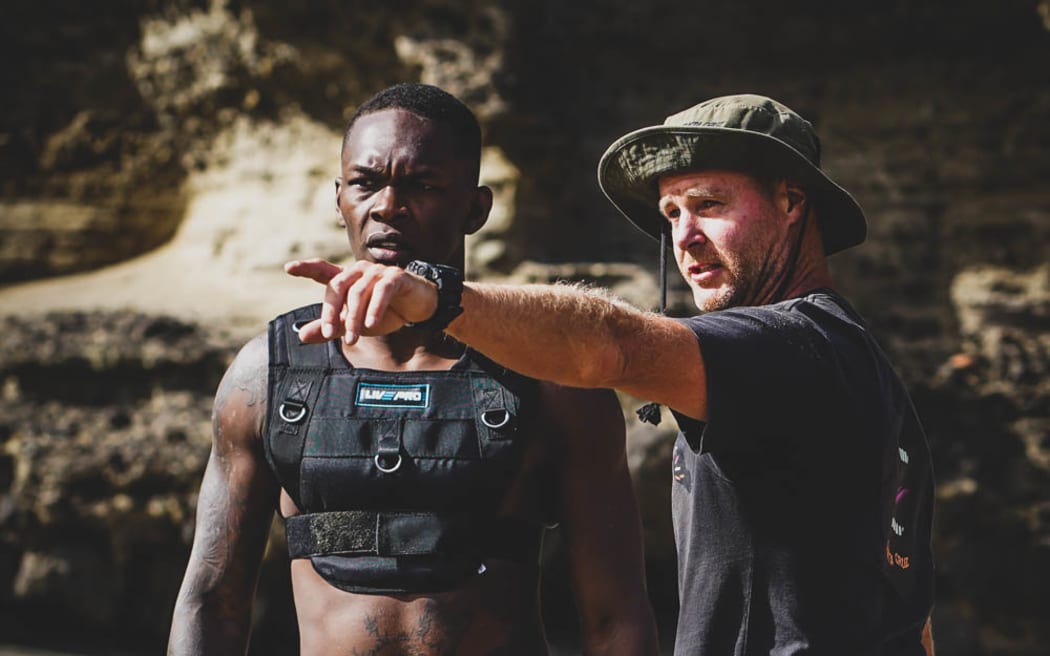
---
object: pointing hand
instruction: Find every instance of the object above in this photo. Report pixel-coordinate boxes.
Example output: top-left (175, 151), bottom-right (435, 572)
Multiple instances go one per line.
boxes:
top-left (284, 259), bottom-right (437, 344)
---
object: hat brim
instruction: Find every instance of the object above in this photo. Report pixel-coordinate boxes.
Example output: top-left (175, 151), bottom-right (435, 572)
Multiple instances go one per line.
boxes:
top-left (597, 125), bottom-right (866, 255)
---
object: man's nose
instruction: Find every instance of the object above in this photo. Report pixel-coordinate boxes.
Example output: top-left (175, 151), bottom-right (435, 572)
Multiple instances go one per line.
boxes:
top-left (672, 213), bottom-right (706, 251)
top-left (370, 184), bottom-right (406, 222)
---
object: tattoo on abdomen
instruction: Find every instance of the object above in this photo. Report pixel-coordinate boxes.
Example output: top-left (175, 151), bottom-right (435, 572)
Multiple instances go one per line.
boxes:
top-left (351, 600), bottom-right (472, 656)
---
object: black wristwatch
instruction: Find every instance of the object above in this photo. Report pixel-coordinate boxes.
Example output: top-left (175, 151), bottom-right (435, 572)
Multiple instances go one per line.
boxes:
top-left (404, 260), bottom-right (464, 331)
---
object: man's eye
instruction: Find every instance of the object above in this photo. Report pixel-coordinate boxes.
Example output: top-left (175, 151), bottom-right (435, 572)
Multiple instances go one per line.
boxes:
top-left (349, 178), bottom-right (376, 190)
top-left (697, 200), bottom-right (720, 211)
top-left (663, 207), bottom-right (680, 220)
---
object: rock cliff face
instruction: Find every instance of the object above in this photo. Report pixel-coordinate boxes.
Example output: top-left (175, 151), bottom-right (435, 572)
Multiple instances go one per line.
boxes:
top-left (1, 1), bottom-right (1048, 654)
top-left (0, 313), bottom-right (229, 643)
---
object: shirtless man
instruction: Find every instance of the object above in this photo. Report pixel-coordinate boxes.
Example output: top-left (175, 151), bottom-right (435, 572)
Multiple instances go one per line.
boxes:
top-left (167, 83), bottom-right (658, 655)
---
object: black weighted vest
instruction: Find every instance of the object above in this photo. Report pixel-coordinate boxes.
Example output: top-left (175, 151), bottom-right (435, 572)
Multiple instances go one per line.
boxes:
top-left (264, 304), bottom-right (544, 594)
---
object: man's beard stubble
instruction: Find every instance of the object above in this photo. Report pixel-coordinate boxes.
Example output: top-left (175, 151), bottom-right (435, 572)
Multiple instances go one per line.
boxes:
top-left (689, 241), bottom-right (794, 314)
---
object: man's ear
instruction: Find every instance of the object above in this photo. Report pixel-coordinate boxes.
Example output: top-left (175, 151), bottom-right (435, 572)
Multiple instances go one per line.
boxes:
top-left (463, 185), bottom-right (494, 235)
top-left (779, 181), bottom-right (808, 224)
top-left (334, 177), bottom-right (345, 228)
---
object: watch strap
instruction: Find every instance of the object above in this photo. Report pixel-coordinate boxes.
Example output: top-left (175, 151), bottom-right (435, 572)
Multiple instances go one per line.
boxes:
top-left (404, 260), bottom-right (464, 331)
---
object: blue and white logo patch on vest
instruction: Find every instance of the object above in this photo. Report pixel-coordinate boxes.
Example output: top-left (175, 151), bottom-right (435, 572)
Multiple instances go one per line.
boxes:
top-left (356, 382), bottom-right (431, 408)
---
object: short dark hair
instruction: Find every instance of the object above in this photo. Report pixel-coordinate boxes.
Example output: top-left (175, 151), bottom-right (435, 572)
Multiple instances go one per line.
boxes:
top-left (342, 83), bottom-right (482, 180)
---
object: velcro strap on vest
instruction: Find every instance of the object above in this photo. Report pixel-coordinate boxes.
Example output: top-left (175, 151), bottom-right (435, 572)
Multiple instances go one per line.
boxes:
top-left (287, 511), bottom-right (473, 558)
top-left (285, 511), bottom-right (540, 562)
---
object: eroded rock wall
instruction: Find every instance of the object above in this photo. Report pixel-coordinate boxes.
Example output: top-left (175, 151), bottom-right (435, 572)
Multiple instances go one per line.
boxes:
top-left (1, 1), bottom-right (1048, 654)
top-left (0, 313), bottom-right (231, 643)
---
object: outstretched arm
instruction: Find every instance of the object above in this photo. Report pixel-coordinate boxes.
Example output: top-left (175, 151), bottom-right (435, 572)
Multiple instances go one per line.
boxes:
top-left (168, 335), bottom-right (279, 655)
top-left (543, 384), bottom-right (659, 655)
top-left (454, 281), bottom-right (705, 418)
top-left (285, 259), bottom-right (708, 420)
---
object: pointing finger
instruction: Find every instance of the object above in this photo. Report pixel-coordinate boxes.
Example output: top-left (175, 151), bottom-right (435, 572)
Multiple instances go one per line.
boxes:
top-left (294, 318), bottom-right (326, 343)
top-left (321, 267), bottom-right (360, 340)
top-left (365, 268), bottom-right (401, 329)
top-left (284, 258), bottom-right (343, 284)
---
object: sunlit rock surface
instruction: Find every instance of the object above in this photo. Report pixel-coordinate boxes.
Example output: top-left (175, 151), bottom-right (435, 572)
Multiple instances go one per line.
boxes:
top-left (1, 1), bottom-right (1048, 654)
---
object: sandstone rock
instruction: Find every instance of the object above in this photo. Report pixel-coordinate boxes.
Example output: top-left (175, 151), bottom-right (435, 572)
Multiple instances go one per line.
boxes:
top-left (0, 312), bottom-right (232, 643)
top-left (1, 1), bottom-right (1048, 654)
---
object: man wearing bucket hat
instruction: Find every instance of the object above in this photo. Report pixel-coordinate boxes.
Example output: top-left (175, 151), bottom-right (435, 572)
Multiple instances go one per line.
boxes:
top-left (288, 93), bottom-right (936, 655)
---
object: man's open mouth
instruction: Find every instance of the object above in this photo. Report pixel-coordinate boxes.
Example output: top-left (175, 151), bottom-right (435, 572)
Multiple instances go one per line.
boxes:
top-left (687, 262), bottom-right (722, 283)
top-left (365, 232), bottom-right (411, 263)
top-left (689, 263), bottom-right (720, 275)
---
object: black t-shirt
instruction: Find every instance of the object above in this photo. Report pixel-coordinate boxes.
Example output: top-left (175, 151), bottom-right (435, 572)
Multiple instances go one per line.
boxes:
top-left (669, 290), bottom-right (934, 656)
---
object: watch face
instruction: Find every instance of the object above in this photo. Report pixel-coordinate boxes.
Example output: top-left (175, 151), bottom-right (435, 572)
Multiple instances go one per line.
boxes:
top-left (406, 260), bottom-right (429, 277)
top-left (407, 261), bottom-right (462, 284)
top-left (401, 261), bottom-right (463, 330)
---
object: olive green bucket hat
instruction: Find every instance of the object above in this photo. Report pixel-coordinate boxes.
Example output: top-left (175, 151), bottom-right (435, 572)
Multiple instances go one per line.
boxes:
top-left (597, 93), bottom-right (867, 255)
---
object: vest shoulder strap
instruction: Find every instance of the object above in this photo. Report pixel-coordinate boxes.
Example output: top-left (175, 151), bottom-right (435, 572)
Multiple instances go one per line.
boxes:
top-left (462, 347), bottom-right (539, 404)
top-left (265, 304), bottom-right (330, 508)
top-left (269, 303), bottom-right (330, 369)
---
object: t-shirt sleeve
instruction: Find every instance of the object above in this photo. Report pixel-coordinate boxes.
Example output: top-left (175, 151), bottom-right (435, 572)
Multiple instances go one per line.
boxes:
top-left (677, 305), bottom-right (841, 455)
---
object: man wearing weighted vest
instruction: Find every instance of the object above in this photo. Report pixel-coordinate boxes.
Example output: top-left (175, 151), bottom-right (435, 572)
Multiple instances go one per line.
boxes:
top-left (167, 83), bottom-right (659, 655)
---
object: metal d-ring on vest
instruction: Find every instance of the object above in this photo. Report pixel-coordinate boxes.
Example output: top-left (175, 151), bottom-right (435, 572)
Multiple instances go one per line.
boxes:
top-left (374, 453), bottom-right (403, 473)
top-left (481, 408), bottom-right (511, 429)
top-left (279, 400), bottom-right (307, 423)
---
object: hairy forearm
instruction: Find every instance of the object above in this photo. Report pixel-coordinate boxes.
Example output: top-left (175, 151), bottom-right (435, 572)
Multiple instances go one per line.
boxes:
top-left (449, 282), bottom-right (644, 389)
top-left (287, 259), bottom-right (705, 415)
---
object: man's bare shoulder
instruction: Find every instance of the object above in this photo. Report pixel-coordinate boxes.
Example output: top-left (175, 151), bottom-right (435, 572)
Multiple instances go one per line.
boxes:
top-left (213, 332), bottom-right (269, 443)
